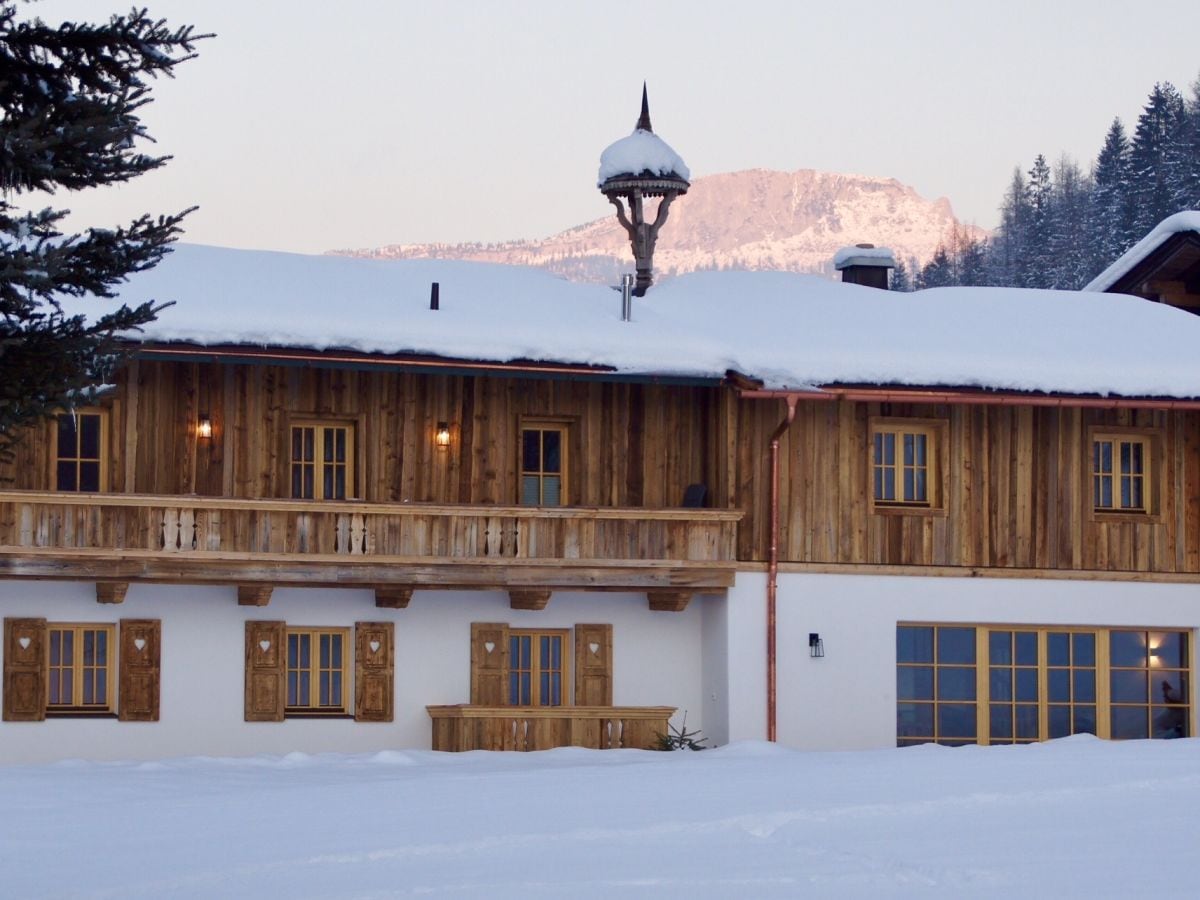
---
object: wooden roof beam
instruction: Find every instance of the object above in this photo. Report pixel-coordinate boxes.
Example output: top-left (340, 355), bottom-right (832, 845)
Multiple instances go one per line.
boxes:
top-left (374, 586), bottom-right (413, 608)
top-left (509, 589), bottom-right (551, 611)
top-left (648, 589), bottom-right (692, 612)
top-left (95, 582), bottom-right (128, 604)
top-left (237, 584), bottom-right (273, 606)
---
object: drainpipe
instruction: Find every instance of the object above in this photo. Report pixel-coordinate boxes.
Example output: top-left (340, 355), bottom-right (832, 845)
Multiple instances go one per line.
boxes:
top-left (767, 395), bottom-right (798, 742)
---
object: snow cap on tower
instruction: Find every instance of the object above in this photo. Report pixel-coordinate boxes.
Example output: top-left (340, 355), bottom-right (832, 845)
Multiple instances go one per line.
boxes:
top-left (597, 83), bottom-right (690, 187)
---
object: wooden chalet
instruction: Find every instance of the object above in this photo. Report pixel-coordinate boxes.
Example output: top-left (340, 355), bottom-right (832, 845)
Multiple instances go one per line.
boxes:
top-left (2, 216), bottom-right (1200, 762)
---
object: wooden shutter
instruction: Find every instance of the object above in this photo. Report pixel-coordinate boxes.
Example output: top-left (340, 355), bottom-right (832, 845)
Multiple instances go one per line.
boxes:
top-left (3, 618), bottom-right (47, 721)
top-left (470, 622), bottom-right (509, 705)
top-left (574, 623), bottom-right (613, 706)
top-left (244, 620), bottom-right (286, 722)
top-left (118, 619), bottom-right (161, 722)
top-left (354, 621), bottom-right (394, 722)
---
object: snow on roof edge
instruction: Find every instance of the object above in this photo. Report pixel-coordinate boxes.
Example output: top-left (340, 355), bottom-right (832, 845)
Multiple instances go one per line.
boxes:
top-left (1083, 211), bottom-right (1200, 292)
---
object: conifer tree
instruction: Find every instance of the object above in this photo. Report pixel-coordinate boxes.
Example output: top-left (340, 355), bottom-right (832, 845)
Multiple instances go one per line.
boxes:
top-left (1129, 82), bottom-right (1187, 235)
top-left (1170, 73), bottom-right (1200, 212)
top-left (0, 5), bottom-right (205, 462)
top-left (890, 257), bottom-right (912, 292)
top-left (1091, 118), bottom-right (1135, 269)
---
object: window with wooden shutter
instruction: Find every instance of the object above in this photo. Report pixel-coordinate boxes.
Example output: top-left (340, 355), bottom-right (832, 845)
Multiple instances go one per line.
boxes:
top-left (508, 629), bottom-right (568, 706)
top-left (468, 622), bottom-right (614, 708)
top-left (118, 620), bottom-right (161, 722)
top-left (46, 623), bottom-right (116, 714)
top-left (3, 618), bottom-right (47, 721)
top-left (53, 410), bottom-right (108, 492)
top-left (285, 627), bottom-right (349, 715)
top-left (244, 620), bottom-right (286, 721)
top-left (354, 621), bottom-right (394, 722)
top-left (290, 421), bottom-right (354, 500)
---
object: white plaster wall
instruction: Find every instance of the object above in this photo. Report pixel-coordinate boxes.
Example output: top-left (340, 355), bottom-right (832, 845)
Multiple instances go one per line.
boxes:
top-left (0, 581), bottom-right (706, 763)
top-left (724, 572), bottom-right (1200, 750)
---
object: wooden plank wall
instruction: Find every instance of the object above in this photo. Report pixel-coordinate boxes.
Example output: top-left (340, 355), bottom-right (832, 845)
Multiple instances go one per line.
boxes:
top-left (0, 361), bottom-right (728, 511)
top-left (734, 398), bottom-right (1200, 573)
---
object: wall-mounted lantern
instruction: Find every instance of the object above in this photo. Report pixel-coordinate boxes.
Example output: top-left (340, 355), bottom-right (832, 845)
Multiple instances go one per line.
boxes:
top-left (435, 422), bottom-right (451, 449)
top-left (197, 414), bottom-right (213, 440)
top-left (809, 633), bottom-right (825, 658)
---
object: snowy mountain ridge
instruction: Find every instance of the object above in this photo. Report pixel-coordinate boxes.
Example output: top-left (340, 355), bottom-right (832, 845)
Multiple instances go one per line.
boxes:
top-left (333, 168), bottom-right (986, 283)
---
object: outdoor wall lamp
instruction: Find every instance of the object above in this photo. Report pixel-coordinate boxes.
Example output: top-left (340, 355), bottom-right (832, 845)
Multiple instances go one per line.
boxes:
top-left (197, 414), bottom-right (213, 439)
top-left (809, 633), bottom-right (825, 658)
top-left (435, 422), bottom-right (451, 449)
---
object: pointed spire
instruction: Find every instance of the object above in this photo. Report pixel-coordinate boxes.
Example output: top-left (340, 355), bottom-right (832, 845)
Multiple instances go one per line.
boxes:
top-left (635, 82), bottom-right (653, 133)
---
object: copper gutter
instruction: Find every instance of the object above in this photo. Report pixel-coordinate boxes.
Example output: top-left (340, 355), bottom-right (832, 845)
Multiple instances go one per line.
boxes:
top-left (766, 395), bottom-right (798, 743)
top-left (738, 386), bottom-right (1200, 411)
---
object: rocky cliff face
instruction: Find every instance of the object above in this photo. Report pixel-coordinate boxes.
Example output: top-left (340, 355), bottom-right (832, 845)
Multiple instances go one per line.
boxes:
top-left (334, 168), bottom-right (985, 283)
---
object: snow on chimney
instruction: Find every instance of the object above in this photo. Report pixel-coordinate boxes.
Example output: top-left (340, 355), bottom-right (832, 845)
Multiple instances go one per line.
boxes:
top-left (834, 243), bottom-right (896, 290)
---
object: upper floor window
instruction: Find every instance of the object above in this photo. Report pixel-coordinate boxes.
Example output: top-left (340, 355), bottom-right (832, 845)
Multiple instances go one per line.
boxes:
top-left (871, 419), bottom-right (941, 510)
top-left (520, 421), bottom-right (567, 506)
top-left (1092, 433), bottom-right (1150, 513)
top-left (290, 422), bottom-right (354, 500)
top-left (54, 410), bottom-right (107, 492)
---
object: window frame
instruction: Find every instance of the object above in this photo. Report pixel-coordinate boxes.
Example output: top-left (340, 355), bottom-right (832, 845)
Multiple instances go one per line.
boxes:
top-left (897, 622), bottom-right (1193, 746)
top-left (869, 417), bottom-right (947, 516)
top-left (518, 417), bottom-right (571, 507)
top-left (507, 627), bottom-right (570, 707)
top-left (1088, 427), bottom-right (1158, 520)
top-left (287, 419), bottom-right (357, 501)
top-left (45, 622), bottom-right (117, 716)
top-left (284, 626), bottom-right (351, 716)
top-left (51, 408), bottom-right (109, 492)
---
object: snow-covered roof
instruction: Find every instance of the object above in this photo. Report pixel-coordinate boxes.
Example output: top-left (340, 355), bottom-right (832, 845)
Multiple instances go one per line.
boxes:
top-left (597, 130), bottom-right (690, 186)
top-left (1083, 211), bottom-right (1200, 293)
top-left (97, 243), bottom-right (1200, 400)
top-left (833, 245), bottom-right (896, 270)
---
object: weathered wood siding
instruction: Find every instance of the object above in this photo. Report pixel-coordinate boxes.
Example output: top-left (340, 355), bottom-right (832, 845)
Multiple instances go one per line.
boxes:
top-left (735, 399), bottom-right (1200, 573)
top-left (0, 361), bottom-right (730, 510)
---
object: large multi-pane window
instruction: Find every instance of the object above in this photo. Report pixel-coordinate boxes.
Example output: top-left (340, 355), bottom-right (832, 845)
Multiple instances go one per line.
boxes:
top-left (54, 411), bottom-right (107, 492)
top-left (508, 629), bottom-right (566, 706)
top-left (290, 423), bottom-right (353, 500)
top-left (871, 420), bottom-right (940, 509)
top-left (1092, 434), bottom-right (1151, 513)
top-left (897, 624), bottom-right (1192, 746)
top-left (46, 624), bottom-right (116, 714)
top-left (286, 627), bottom-right (349, 714)
top-left (520, 422), bottom-right (567, 506)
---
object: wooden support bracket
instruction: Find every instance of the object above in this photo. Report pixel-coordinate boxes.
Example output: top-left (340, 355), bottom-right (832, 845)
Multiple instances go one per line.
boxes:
top-left (508, 589), bottom-right (551, 611)
top-left (374, 586), bottom-right (414, 609)
top-left (647, 589), bottom-right (693, 612)
top-left (95, 582), bottom-right (128, 604)
top-left (236, 584), bottom-right (273, 606)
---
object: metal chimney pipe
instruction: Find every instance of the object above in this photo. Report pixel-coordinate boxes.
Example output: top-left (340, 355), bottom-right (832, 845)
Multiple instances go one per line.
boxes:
top-left (430, 282), bottom-right (440, 310)
top-left (620, 273), bottom-right (633, 322)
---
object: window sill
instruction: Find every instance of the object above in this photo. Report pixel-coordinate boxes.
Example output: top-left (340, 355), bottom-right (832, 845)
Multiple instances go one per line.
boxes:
top-left (1090, 509), bottom-right (1162, 525)
top-left (45, 710), bottom-right (118, 719)
top-left (870, 503), bottom-right (947, 518)
top-left (283, 711), bottom-right (353, 719)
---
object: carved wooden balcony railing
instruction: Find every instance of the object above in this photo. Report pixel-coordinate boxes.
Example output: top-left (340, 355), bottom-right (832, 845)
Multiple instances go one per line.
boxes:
top-left (0, 491), bottom-right (741, 592)
top-left (426, 705), bottom-right (675, 751)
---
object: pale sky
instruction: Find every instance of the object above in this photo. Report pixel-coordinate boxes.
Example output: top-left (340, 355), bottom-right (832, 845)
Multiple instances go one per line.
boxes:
top-left (29, 0), bottom-right (1200, 254)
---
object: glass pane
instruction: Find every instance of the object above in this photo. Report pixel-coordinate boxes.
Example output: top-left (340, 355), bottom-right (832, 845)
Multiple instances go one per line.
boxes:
top-left (79, 461), bottom-right (100, 492)
top-left (83, 630), bottom-right (94, 666)
top-left (1073, 706), bottom-right (1096, 736)
top-left (897, 703), bottom-right (933, 737)
top-left (304, 467), bottom-right (314, 499)
top-left (897, 627), bottom-right (934, 664)
top-left (508, 672), bottom-right (519, 705)
top-left (1015, 668), bottom-right (1039, 702)
top-left (1073, 669), bottom-right (1096, 703)
top-left (938, 704), bottom-right (976, 739)
top-left (292, 428), bottom-right (303, 462)
top-left (1048, 705), bottom-right (1071, 739)
top-left (1015, 632), bottom-right (1038, 666)
top-left (542, 475), bottom-right (561, 506)
top-left (550, 674), bottom-right (561, 706)
top-left (521, 475), bottom-right (541, 505)
top-left (299, 635), bottom-right (310, 669)
top-left (989, 631), bottom-right (1012, 665)
top-left (903, 433), bottom-right (914, 466)
top-left (1157, 672), bottom-right (1187, 704)
top-left (1152, 706), bottom-right (1188, 739)
top-left (57, 461), bottom-right (77, 492)
top-left (1015, 704), bottom-right (1039, 739)
top-left (334, 467), bottom-right (346, 499)
top-left (334, 429), bottom-right (346, 463)
top-left (304, 428), bottom-right (314, 462)
top-left (291, 465), bottom-right (303, 499)
top-left (288, 671), bottom-right (298, 707)
top-left (914, 434), bottom-right (927, 465)
top-left (331, 672), bottom-right (342, 707)
top-left (1072, 633), bottom-right (1095, 666)
top-left (989, 668), bottom-right (1012, 701)
top-left (61, 673), bottom-right (72, 705)
top-left (882, 433), bottom-right (895, 465)
top-left (298, 674), bottom-right (309, 707)
top-left (903, 468), bottom-right (915, 501)
top-left (1111, 706), bottom-right (1148, 740)
top-left (320, 634), bottom-right (330, 668)
top-left (1110, 631), bottom-right (1147, 668)
top-left (96, 631), bottom-right (106, 666)
top-left (1047, 632), bottom-right (1070, 666)
top-left (320, 671), bottom-right (331, 706)
top-left (1149, 631), bottom-right (1186, 668)
top-left (874, 466), bottom-right (884, 501)
top-left (543, 431), bottom-right (561, 474)
top-left (323, 466), bottom-right (333, 500)
top-left (522, 429), bottom-right (540, 471)
top-left (80, 415), bottom-right (100, 459)
top-left (57, 415), bottom-right (78, 458)
top-left (914, 468), bottom-right (927, 501)
top-left (332, 635), bottom-right (342, 668)
top-left (50, 631), bottom-right (61, 666)
top-left (897, 666), bottom-right (933, 700)
top-left (1111, 670), bottom-right (1148, 703)
top-left (63, 630), bottom-right (73, 665)
top-left (937, 627), bottom-right (976, 665)
top-left (539, 672), bottom-right (550, 706)
top-left (84, 671), bottom-right (94, 705)
top-left (520, 672), bottom-right (531, 704)
top-left (1048, 669), bottom-right (1070, 702)
top-left (990, 704), bottom-right (1013, 740)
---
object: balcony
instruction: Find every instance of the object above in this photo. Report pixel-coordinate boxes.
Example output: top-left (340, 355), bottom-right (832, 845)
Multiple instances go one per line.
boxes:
top-left (0, 491), bottom-right (740, 605)
top-left (426, 705), bottom-right (675, 751)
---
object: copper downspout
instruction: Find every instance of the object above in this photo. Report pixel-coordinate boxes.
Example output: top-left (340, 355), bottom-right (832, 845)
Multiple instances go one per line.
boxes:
top-left (766, 395), bottom-right (798, 742)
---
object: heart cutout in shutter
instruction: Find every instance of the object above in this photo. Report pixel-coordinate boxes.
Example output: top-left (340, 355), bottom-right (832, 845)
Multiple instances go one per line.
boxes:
top-left (133, 638), bottom-right (147, 651)
top-left (484, 641), bottom-right (495, 654)
top-left (589, 642), bottom-right (600, 655)
top-left (369, 640), bottom-right (381, 653)
top-left (259, 639), bottom-right (271, 652)
top-left (18, 637), bottom-right (31, 650)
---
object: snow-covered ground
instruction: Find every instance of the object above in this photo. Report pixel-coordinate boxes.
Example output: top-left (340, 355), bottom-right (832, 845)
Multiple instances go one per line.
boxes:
top-left (4, 737), bottom-right (1197, 898)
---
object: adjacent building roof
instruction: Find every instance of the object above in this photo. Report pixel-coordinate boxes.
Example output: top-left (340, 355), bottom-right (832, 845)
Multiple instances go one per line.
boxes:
top-left (95, 243), bottom-right (1200, 401)
top-left (1083, 211), bottom-right (1200, 293)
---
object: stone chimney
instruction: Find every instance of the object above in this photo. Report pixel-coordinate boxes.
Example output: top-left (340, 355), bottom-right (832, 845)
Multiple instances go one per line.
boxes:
top-left (834, 243), bottom-right (896, 290)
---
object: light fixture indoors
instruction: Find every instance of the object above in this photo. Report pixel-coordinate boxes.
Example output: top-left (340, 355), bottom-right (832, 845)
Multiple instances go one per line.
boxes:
top-left (808, 633), bottom-right (825, 658)
top-left (197, 414), bottom-right (213, 439)
top-left (435, 422), bottom-right (451, 449)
